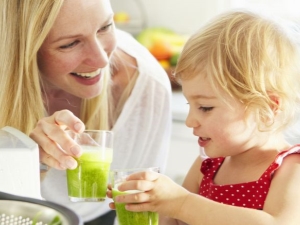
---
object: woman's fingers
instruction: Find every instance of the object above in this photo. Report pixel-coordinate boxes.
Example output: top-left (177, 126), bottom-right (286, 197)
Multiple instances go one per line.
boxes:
top-left (37, 120), bottom-right (81, 157)
top-left (39, 147), bottom-right (66, 170)
top-left (30, 110), bottom-right (85, 169)
top-left (53, 110), bottom-right (85, 133)
top-left (36, 110), bottom-right (84, 155)
top-left (31, 122), bottom-right (78, 169)
top-left (109, 202), bottom-right (116, 210)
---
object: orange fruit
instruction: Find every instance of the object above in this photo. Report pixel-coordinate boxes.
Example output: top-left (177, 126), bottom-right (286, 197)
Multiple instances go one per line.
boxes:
top-left (149, 40), bottom-right (173, 60)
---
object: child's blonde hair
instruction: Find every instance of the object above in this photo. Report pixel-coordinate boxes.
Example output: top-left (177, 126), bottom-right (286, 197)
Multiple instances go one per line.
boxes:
top-left (175, 10), bottom-right (300, 132)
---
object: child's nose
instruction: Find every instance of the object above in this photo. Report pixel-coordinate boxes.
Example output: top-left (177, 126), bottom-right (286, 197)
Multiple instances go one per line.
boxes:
top-left (185, 110), bottom-right (200, 128)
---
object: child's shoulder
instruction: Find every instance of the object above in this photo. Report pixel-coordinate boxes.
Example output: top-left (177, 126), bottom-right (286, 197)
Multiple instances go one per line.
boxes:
top-left (274, 144), bottom-right (300, 165)
top-left (261, 144), bottom-right (300, 179)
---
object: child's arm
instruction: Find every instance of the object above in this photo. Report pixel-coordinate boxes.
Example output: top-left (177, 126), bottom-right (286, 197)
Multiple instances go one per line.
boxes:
top-left (159, 156), bottom-right (203, 225)
top-left (115, 154), bottom-right (300, 225)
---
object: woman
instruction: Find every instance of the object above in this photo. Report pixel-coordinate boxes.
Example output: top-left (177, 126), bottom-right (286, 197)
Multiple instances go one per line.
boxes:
top-left (0, 0), bottom-right (172, 224)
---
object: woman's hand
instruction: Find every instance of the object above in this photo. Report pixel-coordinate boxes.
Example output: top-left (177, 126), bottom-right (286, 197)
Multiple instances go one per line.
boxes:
top-left (107, 184), bottom-right (116, 210)
top-left (30, 110), bottom-right (85, 170)
top-left (112, 171), bottom-right (190, 219)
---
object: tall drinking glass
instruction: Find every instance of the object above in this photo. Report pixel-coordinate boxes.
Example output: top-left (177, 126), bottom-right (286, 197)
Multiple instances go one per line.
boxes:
top-left (66, 130), bottom-right (113, 202)
top-left (110, 167), bottom-right (159, 225)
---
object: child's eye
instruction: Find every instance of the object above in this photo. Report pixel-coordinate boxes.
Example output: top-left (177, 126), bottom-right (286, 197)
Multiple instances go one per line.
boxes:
top-left (60, 40), bottom-right (79, 49)
top-left (199, 107), bottom-right (213, 112)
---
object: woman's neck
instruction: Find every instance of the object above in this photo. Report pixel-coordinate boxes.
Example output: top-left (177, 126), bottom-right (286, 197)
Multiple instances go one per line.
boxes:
top-left (43, 87), bottom-right (82, 117)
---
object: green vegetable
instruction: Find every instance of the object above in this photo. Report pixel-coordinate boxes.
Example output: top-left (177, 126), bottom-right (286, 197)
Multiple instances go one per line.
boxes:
top-left (49, 215), bottom-right (62, 225)
top-left (32, 212), bottom-right (62, 225)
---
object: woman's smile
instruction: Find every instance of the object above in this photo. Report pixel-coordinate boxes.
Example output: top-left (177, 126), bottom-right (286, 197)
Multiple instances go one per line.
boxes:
top-left (71, 68), bottom-right (101, 78)
top-left (70, 69), bottom-right (102, 86)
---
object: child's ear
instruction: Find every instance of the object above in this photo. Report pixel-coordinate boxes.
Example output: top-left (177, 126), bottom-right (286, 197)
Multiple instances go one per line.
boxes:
top-left (269, 93), bottom-right (281, 115)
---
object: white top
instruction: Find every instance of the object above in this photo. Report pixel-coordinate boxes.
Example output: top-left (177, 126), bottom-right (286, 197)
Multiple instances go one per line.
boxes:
top-left (40, 29), bottom-right (172, 222)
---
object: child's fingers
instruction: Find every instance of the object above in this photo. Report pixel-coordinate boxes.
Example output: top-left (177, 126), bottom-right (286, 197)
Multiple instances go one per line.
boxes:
top-left (115, 192), bottom-right (151, 204)
top-left (118, 180), bottom-right (155, 192)
top-left (126, 171), bottom-right (159, 181)
top-left (125, 202), bottom-right (152, 212)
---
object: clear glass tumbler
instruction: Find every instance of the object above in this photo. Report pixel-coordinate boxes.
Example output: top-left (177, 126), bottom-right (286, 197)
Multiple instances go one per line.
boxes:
top-left (66, 130), bottom-right (113, 202)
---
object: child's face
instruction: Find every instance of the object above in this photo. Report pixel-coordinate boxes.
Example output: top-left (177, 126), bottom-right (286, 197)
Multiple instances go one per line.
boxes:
top-left (182, 74), bottom-right (260, 158)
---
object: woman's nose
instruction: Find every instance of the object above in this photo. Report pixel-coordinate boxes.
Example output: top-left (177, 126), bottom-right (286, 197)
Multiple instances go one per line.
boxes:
top-left (84, 39), bottom-right (109, 68)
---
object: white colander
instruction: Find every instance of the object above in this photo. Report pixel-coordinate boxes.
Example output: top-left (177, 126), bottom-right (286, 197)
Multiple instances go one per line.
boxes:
top-left (0, 192), bottom-right (82, 225)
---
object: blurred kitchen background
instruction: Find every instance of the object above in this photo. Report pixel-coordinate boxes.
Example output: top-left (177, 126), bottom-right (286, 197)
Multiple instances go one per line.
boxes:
top-left (111, 0), bottom-right (300, 183)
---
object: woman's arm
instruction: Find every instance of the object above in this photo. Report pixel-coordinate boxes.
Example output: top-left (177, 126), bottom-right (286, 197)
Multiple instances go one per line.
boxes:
top-left (110, 29), bottom-right (172, 172)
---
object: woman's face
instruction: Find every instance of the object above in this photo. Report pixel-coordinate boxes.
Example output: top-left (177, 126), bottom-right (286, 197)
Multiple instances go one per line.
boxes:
top-left (38, 0), bottom-right (117, 99)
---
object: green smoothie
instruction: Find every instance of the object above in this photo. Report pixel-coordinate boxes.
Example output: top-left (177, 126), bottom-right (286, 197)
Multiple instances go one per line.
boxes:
top-left (112, 188), bottom-right (159, 225)
top-left (67, 145), bottom-right (113, 202)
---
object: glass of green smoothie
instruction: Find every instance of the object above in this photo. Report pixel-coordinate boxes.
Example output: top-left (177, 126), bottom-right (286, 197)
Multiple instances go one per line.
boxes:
top-left (110, 167), bottom-right (159, 225)
top-left (66, 130), bottom-right (113, 202)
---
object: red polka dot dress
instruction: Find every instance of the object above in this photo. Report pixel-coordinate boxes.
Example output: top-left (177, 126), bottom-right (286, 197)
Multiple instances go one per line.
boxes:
top-left (199, 145), bottom-right (300, 210)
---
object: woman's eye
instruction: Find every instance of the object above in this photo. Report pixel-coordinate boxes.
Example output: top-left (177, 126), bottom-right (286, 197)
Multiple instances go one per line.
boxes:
top-left (199, 107), bottom-right (213, 112)
top-left (60, 40), bottom-right (79, 49)
top-left (99, 23), bottom-right (113, 32)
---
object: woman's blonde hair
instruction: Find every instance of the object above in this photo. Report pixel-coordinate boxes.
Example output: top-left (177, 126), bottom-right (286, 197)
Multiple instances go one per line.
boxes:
top-left (0, 0), bottom-right (110, 134)
top-left (175, 10), bottom-right (300, 131)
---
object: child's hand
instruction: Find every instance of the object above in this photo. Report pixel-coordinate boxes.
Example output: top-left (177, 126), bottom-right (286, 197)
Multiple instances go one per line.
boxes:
top-left (114, 171), bottom-right (189, 218)
top-left (106, 184), bottom-right (116, 210)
